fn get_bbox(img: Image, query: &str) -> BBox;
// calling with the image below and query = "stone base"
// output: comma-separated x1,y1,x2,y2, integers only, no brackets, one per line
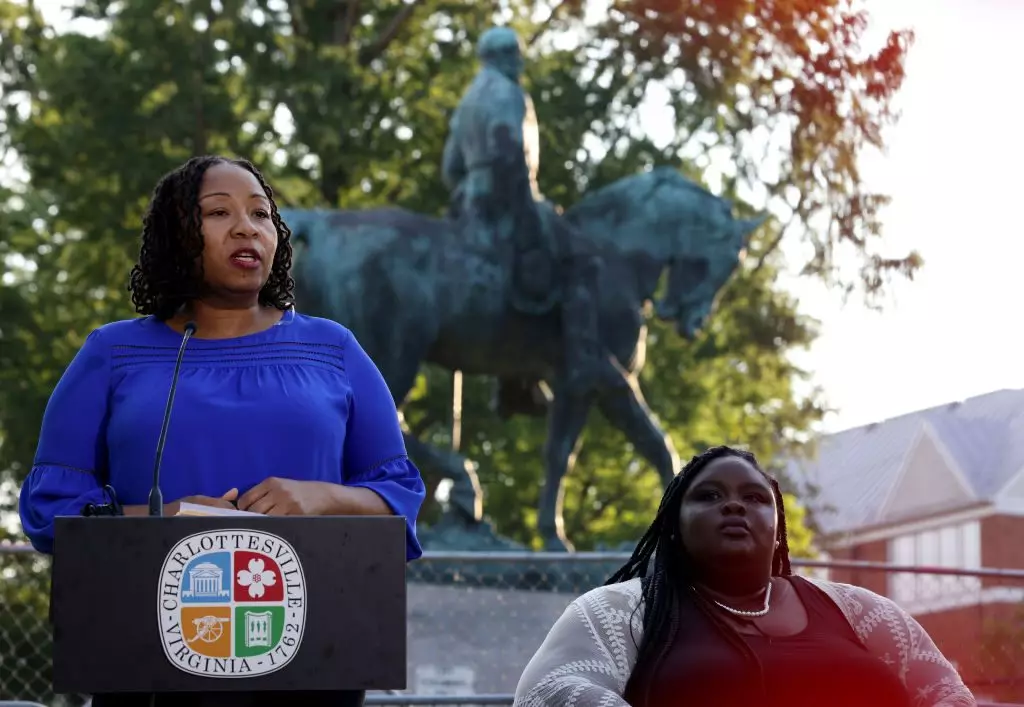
408,553,623,593
417,519,634,591
375,553,636,698
398,582,577,695
418,516,527,553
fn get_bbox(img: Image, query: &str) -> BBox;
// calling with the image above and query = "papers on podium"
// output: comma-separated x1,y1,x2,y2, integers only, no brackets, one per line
175,502,263,517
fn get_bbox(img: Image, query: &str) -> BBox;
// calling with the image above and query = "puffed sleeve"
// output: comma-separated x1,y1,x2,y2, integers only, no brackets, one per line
514,581,642,707
341,330,426,561
18,328,112,554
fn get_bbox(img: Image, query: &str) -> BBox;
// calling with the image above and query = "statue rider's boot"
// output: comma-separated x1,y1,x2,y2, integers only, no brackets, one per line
561,255,628,396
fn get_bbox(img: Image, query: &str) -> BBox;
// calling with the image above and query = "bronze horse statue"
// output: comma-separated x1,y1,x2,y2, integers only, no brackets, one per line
281,167,764,550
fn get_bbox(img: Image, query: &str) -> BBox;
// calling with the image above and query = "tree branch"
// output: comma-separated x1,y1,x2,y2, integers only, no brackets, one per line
337,0,360,46
359,0,423,65
286,0,307,40
752,190,804,276
527,0,577,48
191,2,210,156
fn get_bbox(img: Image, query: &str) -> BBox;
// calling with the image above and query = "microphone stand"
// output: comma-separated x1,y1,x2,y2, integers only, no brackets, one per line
148,321,197,517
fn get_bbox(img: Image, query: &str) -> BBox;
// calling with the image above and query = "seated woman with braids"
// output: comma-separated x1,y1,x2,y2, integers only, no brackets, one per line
514,446,975,707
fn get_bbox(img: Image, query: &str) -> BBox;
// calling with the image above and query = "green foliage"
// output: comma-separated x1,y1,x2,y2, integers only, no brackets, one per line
0,0,912,556
533,0,919,300
0,550,55,700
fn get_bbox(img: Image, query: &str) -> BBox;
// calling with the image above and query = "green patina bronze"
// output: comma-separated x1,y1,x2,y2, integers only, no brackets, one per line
280,27,765,551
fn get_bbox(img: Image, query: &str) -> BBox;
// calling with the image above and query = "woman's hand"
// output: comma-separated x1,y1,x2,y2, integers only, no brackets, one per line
168,488,238,515
237,478,328,516
124,488,239,516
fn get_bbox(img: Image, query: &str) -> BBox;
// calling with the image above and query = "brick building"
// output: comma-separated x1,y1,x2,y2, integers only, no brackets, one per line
786,389,1024,702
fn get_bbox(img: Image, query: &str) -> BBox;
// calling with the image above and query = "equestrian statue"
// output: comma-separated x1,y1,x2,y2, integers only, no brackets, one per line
281,27,765,551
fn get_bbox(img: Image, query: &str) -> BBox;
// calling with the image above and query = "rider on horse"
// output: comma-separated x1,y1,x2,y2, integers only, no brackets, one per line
441,26,624,397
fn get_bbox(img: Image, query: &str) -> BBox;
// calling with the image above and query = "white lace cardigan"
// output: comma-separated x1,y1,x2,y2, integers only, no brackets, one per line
513,577,976,707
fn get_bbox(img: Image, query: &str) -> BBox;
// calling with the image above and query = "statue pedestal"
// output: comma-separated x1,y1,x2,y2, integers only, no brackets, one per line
397,580,580,695
417,513,527,553
395,549,633,695
413,517,633,591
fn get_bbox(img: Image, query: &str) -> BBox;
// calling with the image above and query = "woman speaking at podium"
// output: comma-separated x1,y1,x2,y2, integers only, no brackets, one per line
18,155,426,706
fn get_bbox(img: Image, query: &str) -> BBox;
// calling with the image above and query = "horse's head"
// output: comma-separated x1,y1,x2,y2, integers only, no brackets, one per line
565,168,766,341
656,211,764,339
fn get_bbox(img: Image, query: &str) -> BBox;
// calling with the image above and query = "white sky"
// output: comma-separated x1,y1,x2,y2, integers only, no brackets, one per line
18,0,1024,436
785,0,1024,432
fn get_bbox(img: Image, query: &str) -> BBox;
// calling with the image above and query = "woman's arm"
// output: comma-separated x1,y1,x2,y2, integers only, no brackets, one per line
337,329,427,558
316,482,393,515
812,579,976,707
19,328,113,553
515,581,642,707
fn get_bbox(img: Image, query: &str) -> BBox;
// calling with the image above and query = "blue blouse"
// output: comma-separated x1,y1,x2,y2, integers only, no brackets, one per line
18,309,425,559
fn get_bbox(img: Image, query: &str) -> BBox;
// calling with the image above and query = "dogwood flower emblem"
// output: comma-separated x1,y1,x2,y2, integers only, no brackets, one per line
237,558,277,599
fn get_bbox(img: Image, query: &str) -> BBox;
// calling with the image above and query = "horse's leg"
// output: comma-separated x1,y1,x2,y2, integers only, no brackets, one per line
378,346,485,522
595,375,681,487
538,389,593,552
402,431,483,523
367,327,484,523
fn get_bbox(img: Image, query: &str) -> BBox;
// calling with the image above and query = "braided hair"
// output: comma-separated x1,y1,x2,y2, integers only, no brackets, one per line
128,155,294,320
606,445,792,702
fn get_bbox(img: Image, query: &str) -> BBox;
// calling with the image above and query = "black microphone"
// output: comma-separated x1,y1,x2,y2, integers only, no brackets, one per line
148,321,197,517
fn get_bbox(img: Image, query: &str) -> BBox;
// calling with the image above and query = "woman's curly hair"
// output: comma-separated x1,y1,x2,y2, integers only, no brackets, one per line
128,155,294,320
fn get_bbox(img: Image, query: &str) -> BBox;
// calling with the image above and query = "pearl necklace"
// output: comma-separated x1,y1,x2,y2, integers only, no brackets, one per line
702,581,773,618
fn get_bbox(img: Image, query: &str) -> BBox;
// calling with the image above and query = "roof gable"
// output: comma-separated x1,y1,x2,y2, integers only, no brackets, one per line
786,389,1024,535
877,423,975,524
997,464,1024,504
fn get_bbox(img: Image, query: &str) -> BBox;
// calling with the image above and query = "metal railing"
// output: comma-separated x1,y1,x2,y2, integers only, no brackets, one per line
365,697,513,705
2,545,1022,705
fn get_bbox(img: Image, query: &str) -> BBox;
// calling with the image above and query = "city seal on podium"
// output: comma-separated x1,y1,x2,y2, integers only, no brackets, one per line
157,529,308,677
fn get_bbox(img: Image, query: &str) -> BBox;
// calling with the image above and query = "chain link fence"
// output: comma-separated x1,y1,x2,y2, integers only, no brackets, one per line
2,545,1022,706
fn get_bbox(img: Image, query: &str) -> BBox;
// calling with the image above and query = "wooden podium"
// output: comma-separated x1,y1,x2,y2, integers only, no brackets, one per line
50,515,407,700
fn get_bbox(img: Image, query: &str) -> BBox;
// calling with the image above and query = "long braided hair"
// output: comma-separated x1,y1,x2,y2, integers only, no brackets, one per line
128,155,294,320
606,445,793,702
